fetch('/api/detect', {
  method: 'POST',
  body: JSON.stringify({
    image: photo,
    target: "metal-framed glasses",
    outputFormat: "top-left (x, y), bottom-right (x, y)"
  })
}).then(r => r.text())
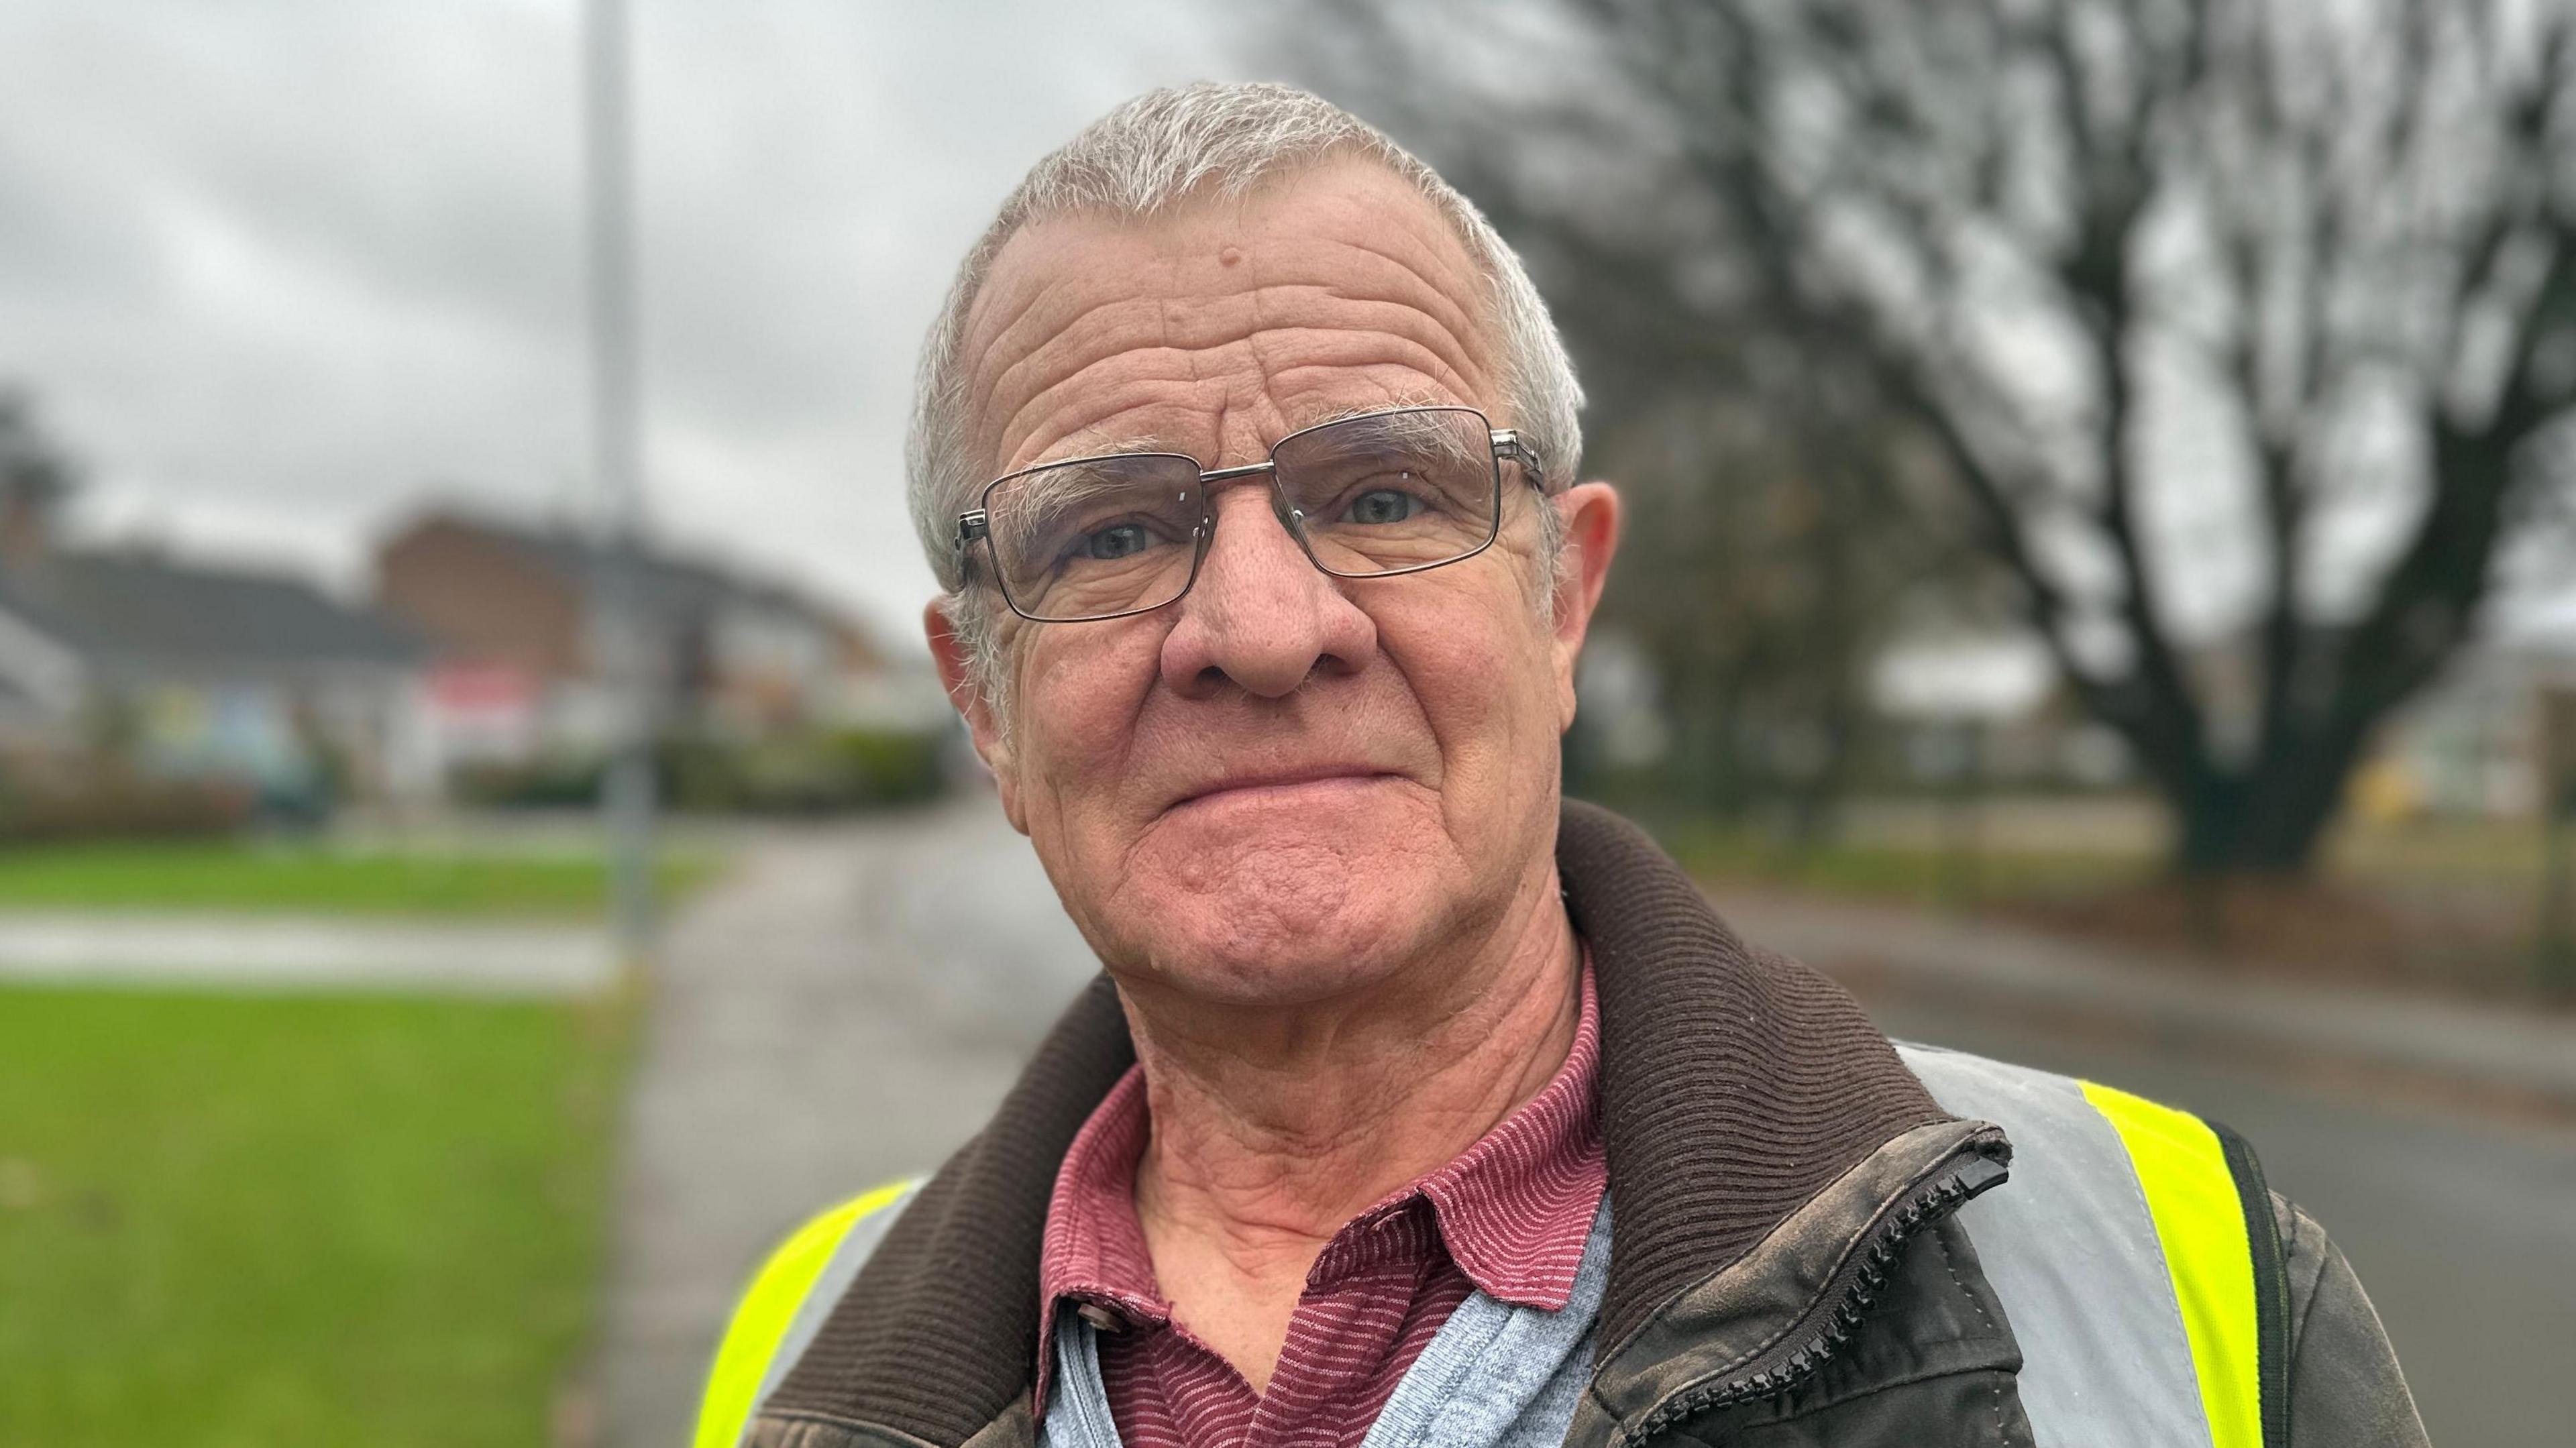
top-left (954, 404), bottom-right (1548, 624)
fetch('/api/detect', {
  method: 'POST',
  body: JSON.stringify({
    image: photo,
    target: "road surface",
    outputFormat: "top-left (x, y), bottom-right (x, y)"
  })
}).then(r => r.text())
top-left (604, 799), bottom-right (2575, 1447)
top-left (1866, 995), bottom-right (2575, 1448)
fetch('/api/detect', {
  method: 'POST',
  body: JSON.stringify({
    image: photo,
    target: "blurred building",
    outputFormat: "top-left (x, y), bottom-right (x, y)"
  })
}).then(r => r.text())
top-left (1876, 619), bottom-right (2576, 818)
top-left (1869, 634), bottom-right (2133, 789)
top-left (373, 508), bottom-right (937, 774)
top-left (0, 486), bottom-right (426, 808)
top-left (2371, 625), bottom-right (2576, 819)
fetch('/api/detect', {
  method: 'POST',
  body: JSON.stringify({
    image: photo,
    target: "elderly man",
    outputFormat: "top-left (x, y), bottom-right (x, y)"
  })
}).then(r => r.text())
top-left (693, 84), bottom-right (2423, 1448)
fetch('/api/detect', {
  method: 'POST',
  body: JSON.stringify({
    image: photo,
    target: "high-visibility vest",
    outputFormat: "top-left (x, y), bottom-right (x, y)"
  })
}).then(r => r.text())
top-left (1900, 1043), bottom-right (2294, 1448)
top-left (694, 1048), bottom-right (2291, 1448)
top-left (692, 1177), bottom-right (922, 1448)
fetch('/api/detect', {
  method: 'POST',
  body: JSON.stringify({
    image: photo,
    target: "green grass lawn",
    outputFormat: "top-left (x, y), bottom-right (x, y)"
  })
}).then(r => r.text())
top-left (0, 840), bottom-right (716, 916)
top-left (0, 987), bottom-right (629, 1448)
top-left (1666, 803), bottom-right (2568, 995)
top-left (1668, 807), bottom-right (2559, 903)
top-left (1667, 820), bottom-right (2148, 907)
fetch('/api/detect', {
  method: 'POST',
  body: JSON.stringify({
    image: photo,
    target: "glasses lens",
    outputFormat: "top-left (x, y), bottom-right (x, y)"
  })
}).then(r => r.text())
top-left (1271, 408), bottom-right (1501, 577)
top-left (981, 453), bottom-right (1205, 620)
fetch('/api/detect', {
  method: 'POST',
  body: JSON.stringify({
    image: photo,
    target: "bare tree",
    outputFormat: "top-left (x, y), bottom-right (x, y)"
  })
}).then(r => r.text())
top-left (1296, 17), bottom-right (1999, 835)
top-left (1303, 0), bottom-right (2576, 873)
top-left (0, 388), bottom-right (78, 507)
top-left (0, 386), bottom-right (79, 562)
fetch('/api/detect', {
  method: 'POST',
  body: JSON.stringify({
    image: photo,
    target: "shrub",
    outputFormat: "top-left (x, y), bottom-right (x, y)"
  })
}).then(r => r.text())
top-left (453, 726), bottom-right (951, 815)
top-left (0, 756), bottom-right (254, 842)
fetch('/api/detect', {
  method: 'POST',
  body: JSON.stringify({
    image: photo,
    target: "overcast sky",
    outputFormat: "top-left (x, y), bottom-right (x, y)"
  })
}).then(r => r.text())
top-left (9, 4), bottom-right (2569, 664)
top-left (0, 1), bottom-right (1254, 649)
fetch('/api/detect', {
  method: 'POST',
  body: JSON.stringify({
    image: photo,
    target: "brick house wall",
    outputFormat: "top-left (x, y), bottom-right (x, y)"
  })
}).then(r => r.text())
top-left (375, 517), bottom-right (588, 677)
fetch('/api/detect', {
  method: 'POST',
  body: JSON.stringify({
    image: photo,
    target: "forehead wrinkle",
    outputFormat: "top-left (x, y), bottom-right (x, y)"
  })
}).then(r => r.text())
top-left (965, 216), bottom-right (1195, 370)
top-left (967, 288), bottom-right (1181, 472)
top-left (998, 332), bottom-right (1477, 478)
top-left (967, 219), bottom-right (1495, 478)
top-left (1247, 339), bottom-right (1485, 417)
top-left (1309, 233), bottom-right (1493, 374)
top-left (987, 271), bottom-right (1472, 434)
top-left (988, 273), bottom-right (1491, 471)
top-left (1175, 229), bottom-right (1488, 370)
top-left (1242, 312), bottom-right (1489, 421)
top-left (1221, 156), bottom-right (1489, 339)
top-left (1239, 281), bottom-right (1492, 398)
top-left (998, 376), bottom-right (1230, 474)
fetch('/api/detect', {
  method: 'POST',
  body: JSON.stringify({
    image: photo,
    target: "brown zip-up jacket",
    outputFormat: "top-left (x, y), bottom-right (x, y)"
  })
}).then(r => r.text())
top-left (743, 801), bottom-right (2424, 1447)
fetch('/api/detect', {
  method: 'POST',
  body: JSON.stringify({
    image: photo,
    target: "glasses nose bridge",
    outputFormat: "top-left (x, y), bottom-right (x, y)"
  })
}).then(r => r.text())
top-left (1197, 457), bottom-right (1277, 488)
top-left (1192, 454), bottom-right (1332, 588)
top-left (1197, 455), bottom-right (1308, 538)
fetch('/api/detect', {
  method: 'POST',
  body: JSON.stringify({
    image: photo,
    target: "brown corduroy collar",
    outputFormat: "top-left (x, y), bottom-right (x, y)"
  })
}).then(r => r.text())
top-left (755, 799), bottom-right (1954, 1447)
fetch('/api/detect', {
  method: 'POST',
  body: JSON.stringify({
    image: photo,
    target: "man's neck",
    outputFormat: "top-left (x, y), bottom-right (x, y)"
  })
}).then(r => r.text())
top-left (1114, 867), bottom-right (1584, 1390)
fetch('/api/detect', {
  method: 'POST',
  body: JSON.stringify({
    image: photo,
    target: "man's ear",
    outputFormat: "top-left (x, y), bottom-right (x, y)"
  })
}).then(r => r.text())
top-left (1548, 481), bottom-right (1622, 734)
top-left (924, 596), bottom-right (1026, 832)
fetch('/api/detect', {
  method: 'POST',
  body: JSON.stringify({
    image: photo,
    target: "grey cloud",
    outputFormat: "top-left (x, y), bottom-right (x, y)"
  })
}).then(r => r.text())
top-left (0, 0), bottom-right (1246, 636)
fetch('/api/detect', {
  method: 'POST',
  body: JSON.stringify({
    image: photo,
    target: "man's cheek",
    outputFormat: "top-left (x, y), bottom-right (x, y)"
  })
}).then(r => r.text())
top-left (1021, 671), bottom-right (1146, 831)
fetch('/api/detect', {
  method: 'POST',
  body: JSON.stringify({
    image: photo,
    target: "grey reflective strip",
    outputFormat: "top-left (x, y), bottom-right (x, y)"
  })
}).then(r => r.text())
top-left (747, 1180), bottom-right (922, 1429)
top-left (1898, 1043), bottom-right (2210, 1448)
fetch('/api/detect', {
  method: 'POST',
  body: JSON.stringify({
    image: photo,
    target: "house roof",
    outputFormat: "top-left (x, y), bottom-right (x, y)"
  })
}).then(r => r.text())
top-left (394, 508), bottom-right (860, 638)
top-left (0, 549), bottom-right (421, 675)
top-left (497, 525), bottom-right (794, 624)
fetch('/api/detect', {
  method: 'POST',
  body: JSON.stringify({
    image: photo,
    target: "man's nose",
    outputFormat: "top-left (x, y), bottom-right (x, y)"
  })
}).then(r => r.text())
top-left (1157, 483), bottom-right (1377, 700)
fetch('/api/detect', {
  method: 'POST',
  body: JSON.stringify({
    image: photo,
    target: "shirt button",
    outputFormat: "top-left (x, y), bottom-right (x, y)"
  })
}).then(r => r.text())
top-left (1075, 1303), bottom-right (1126, 1333)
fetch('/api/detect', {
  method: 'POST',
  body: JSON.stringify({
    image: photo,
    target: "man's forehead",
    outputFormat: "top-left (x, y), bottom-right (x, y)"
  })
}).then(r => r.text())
top-left (956, 160), bottom-right (1501, 477)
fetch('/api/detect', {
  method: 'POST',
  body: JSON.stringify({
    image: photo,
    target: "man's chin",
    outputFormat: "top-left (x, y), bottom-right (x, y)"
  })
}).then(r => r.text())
top-left (1115, 862), bottom-right (1446, 1007)
top-left (1087, 783), bottom-right (1461, 1001)
top-left (1132, 909), bottom-right (1419, 1008)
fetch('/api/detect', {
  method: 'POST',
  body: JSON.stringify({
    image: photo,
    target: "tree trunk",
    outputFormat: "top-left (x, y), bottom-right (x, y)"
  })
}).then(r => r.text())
top-left (2169, 755), bottom-right (2355, 877)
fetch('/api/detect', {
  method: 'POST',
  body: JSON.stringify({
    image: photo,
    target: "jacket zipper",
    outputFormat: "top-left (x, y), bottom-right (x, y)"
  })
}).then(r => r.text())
top-left (1624, 1133), bottom-right (2012, 1443)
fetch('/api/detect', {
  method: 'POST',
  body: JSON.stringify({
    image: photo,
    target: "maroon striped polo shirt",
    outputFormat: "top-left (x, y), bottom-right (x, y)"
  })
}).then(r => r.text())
top-left (1034, 961), bottom-right (1605, 1447)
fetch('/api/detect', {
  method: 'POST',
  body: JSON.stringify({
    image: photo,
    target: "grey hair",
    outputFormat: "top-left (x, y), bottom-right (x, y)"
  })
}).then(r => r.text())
top-left (908, 82), bottom-right (1584, 713)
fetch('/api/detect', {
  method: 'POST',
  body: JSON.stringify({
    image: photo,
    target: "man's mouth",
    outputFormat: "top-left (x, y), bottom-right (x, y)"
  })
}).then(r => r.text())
top-left (1167, 766), bottom-right (1402, 813)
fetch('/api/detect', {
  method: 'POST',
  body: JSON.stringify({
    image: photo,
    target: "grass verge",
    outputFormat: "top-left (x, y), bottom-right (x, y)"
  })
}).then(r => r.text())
top-left (1665, 820), bottom-right (2145, 907)
top-left (0, 841), bottom-right (715, 917)
top-left (1668, 809), bottom-right (2567, 999)
top-left (0, 985), bottom-right (630, 1448)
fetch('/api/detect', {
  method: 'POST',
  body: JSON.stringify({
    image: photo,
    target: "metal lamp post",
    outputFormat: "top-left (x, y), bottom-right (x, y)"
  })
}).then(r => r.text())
top-left (585, 0), bottom-right (655, 964)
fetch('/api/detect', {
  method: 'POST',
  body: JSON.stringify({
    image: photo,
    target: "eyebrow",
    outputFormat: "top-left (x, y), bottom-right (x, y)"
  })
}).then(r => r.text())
top-left (999, 393), bottom-right (1476, 482)
top-left (989, 453), bottom-right (1195, 559)
top-left (1281, 390), bottom-right (1462, 433)
top-left (1016, 432), bottom-right (1172, 473)
top-left (1280, 405), bottom-right (1491, 480)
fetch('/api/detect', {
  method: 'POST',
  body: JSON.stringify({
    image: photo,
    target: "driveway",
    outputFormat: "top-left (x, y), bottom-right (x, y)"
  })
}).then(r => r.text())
top-left (597, 802), bottom-right (1094, 1447)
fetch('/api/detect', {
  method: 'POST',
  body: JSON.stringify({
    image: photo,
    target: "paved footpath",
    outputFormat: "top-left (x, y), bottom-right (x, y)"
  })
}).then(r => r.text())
top-left (0, 912), bottom-right (613, 995)
top-left (1711, 889), bottom-right (2576, 1108)
top-left (597, 801), bottom-right (1095, 1448)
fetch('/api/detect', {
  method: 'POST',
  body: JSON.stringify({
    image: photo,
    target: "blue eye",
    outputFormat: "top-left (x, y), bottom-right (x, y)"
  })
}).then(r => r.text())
top-left (1083, 522), bottom-right (1152, 559)
top-left (1344, 487), bottom-right (1421, 524)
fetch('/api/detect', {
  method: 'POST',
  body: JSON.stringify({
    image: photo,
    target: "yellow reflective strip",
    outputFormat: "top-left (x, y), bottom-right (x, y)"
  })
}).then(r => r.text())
top-left (2082, 1082), bottom-right (2260, 1448)
top-left (691, 1178), bottom-right (914, 1448)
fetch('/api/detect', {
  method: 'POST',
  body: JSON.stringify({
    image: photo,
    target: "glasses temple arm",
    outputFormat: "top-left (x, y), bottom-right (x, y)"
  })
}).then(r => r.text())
top-left (1491, 430), bottom-right (1548, 491)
